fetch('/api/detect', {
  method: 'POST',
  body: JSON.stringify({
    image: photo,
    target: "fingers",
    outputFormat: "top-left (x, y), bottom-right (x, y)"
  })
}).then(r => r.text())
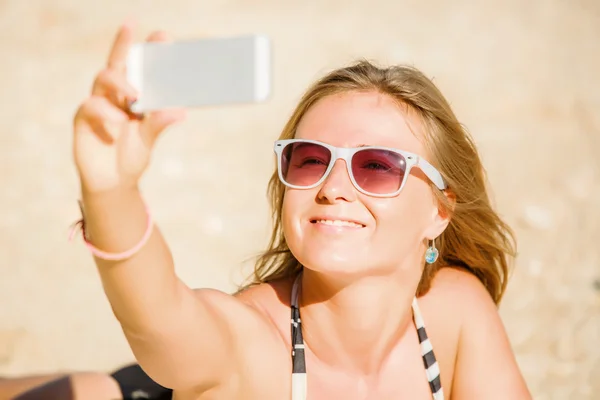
top-left (99, 29), bottom-right (169, 114)
top-left (92, 22), bottom-right (139, 114)
top-left (139, 108), bottom-right (187, 146)
top-left (79, 24), bottom-right (183, 148)
top-left (146, 30), bottom-right (169, 43)
top-left (107, 22), bottom-right (135, 71)
top-left (92, 68), bottom-right (138, 100)
top-left (75, 97), bottom-right (130, 143)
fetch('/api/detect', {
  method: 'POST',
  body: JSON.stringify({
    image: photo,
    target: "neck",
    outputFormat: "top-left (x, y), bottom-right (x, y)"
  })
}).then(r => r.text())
top-left (299, 265), bottom-right (421, 376)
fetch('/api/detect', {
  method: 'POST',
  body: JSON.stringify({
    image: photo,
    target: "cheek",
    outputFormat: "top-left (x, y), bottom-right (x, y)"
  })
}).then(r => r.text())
top-left (281, 196), bottom-right (294, 240)
top-left (368, 184), bottom-right (435, 243)
top-left (281, 189), bottom-right (306, 247)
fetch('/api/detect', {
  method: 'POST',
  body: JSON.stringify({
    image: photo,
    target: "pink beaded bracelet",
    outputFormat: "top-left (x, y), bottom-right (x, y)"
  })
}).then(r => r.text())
top-left (69, 202), bottom-right (154, 261)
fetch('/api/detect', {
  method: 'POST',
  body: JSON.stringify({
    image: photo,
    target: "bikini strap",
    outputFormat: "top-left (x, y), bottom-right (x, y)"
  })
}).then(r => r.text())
top-left (291, 272), bottom-right (302, 308)
top-left (412, 297), bottom-right (444, 400)
top-left (290, 272), bottom-right (307, 399)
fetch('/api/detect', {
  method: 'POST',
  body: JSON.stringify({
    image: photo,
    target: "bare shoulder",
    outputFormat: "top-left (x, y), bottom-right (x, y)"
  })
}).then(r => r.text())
top-left (420, 267), bottom-right (531, 399)
top-left (188, 284), bottom-right (292, 398)
top-left (234, 277), bottom-right (294, 309)
top-left (234, 277), bottom-right (295, 343)
top-left (417, 267), bottom-right (494, 343)
top-left (191, 279), bottom-right (293, 345)
top-left (421, 267), bottom-right (496, 313)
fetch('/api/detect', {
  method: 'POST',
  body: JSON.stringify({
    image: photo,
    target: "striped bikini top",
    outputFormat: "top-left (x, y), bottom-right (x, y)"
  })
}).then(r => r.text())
top-left (290, 273), bottom-right (445, 400)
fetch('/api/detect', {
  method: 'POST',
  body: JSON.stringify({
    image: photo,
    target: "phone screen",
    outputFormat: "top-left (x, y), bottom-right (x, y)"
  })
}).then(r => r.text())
top-left (126, 35), bottom-right (271, 113)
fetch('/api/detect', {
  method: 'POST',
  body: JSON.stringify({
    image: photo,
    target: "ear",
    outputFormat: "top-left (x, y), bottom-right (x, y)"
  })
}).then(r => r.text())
top-left (423, 189), bottom-right (456, 240)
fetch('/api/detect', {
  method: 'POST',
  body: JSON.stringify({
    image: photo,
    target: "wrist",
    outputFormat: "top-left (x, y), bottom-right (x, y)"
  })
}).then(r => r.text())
top-left (80, 182), bottom-right (140, 203)
top-left (72, 185), bottom-right (151, 260)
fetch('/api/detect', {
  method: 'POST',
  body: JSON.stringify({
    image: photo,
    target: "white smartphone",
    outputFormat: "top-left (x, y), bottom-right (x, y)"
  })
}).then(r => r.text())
top-left (126, 34), bottom-right (271, 113)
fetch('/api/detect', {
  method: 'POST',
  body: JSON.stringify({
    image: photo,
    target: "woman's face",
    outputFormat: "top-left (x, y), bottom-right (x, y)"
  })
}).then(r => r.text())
top-left (282, 91), bottom-right (446, 278)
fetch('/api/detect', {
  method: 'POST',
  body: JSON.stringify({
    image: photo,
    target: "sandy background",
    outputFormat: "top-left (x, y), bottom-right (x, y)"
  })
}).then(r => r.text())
top-left (0, 1), bottom-right (599, 398)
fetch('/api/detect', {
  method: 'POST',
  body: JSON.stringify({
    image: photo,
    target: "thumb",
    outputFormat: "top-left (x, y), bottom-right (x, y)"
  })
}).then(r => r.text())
top-left (139, 108), bottom-right (187, 146)
top-left (146, 30), bottom-right (169, 43)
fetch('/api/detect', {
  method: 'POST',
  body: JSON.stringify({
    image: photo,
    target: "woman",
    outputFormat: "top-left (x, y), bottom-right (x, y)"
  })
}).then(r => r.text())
top-left (71, 22), bottom-right (532, 399)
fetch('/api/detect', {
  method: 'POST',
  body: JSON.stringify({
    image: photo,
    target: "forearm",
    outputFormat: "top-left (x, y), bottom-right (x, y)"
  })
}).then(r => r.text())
top-left (80, 186), bottom-right (182, 334)
top-left (80, 187), bottom-right (242, 389)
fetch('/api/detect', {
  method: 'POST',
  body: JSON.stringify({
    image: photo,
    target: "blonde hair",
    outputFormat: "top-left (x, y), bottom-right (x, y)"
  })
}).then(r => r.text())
top-left (240, 60), bottom-right (516, 305)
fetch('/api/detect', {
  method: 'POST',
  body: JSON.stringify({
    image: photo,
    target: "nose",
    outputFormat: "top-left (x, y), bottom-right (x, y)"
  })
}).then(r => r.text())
top-left (316, 159), bottom-right (357, 203)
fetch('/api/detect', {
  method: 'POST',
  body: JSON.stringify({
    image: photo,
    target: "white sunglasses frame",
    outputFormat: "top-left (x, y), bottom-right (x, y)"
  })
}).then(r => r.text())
top-left (274, 139), bottom-right (447, 198)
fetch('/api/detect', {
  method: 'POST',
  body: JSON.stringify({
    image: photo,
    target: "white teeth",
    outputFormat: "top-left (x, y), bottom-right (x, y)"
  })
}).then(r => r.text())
top-left (316, 219), bottom-right (362, 228)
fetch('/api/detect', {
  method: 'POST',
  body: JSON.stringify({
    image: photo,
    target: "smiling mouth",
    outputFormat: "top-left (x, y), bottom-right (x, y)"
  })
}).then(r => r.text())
top-left (310, 219), bottom-right (365, 228)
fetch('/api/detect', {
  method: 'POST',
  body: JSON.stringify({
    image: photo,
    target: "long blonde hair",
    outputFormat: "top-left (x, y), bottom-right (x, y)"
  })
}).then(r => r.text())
top-left (240, 60), bottom-right (516, 305)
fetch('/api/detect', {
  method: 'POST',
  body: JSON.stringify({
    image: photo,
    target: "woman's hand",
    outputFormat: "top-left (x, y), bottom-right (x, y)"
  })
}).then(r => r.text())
top-left (73, 22), bottom-right (185, 194)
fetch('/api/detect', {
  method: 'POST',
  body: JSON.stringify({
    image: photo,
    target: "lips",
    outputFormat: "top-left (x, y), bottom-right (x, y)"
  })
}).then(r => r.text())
top-left (310, 217), bottom-right (366, 228)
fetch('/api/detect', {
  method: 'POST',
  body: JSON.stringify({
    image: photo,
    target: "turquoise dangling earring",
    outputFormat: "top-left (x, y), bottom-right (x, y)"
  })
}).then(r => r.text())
top-left (425, 239), bottom-right (439, 264)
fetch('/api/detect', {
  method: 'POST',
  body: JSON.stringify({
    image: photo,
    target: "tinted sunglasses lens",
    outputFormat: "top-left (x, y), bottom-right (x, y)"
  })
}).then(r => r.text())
top-left (281, 142), bottom-right (332, 187)
top-left (351, 149), bottom-right (407, 194)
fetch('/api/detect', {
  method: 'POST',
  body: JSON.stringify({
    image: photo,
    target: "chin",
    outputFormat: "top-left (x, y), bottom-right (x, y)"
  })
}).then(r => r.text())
top-left (295, 248), bottom-right (372, 278)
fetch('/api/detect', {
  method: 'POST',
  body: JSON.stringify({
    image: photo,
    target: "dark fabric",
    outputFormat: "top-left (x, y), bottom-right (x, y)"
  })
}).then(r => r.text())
top-left (429, 375), bottom-right (442, 395)
top-left (12, 376), bottom-right (73, 400)
top-left (111, 364), bottom-right (173, 400)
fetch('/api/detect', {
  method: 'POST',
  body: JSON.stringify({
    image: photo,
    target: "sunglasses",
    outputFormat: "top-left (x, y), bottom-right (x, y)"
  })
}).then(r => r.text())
top-left (274, 139), bottom-right (447, 197)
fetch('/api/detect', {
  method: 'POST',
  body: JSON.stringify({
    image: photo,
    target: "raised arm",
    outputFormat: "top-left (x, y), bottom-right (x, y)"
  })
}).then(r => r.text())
top-left (72, 24), bottom-right (285, 394)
